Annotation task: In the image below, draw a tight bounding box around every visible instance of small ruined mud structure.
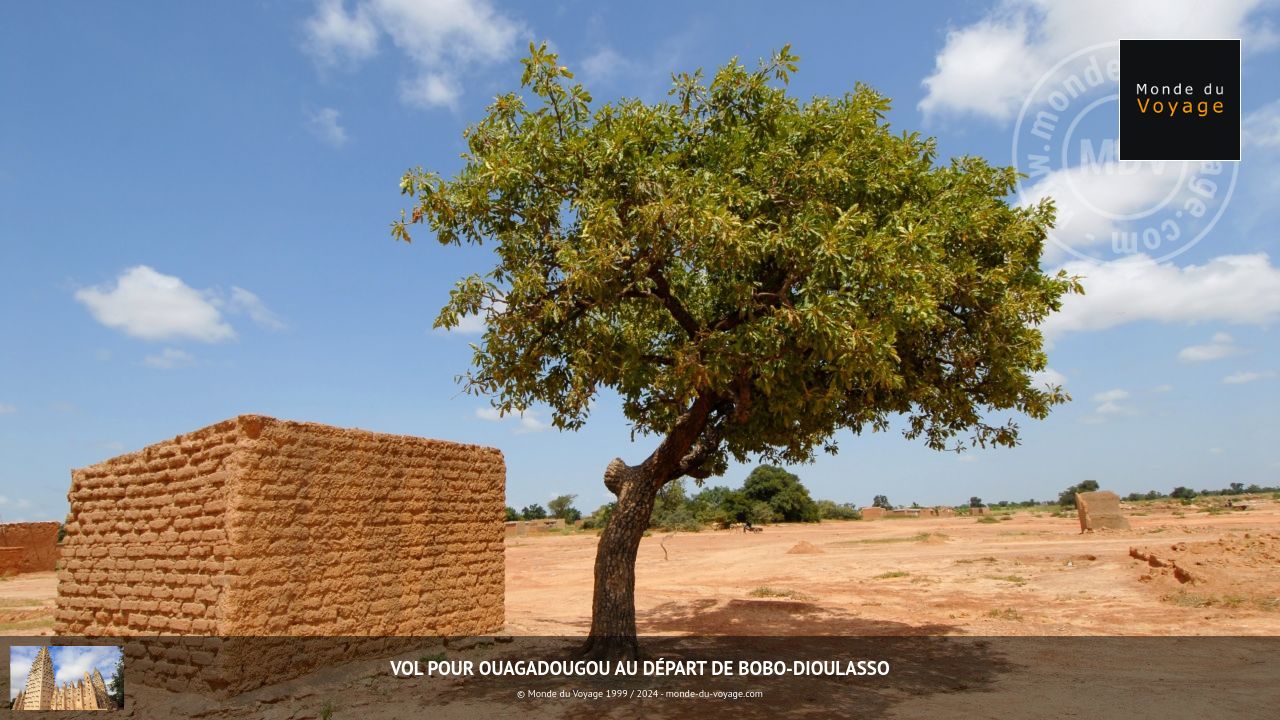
[0,521,60,574]
[11,646,117,711]
[55,415,505,694]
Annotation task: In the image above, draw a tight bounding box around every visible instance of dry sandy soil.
[506,500,1280,637]
[5,500,1278,718]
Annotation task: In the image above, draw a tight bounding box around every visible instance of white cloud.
[580,47,629,83]
[474,405,550,433]
[306,107,348,147]
[302,0,524,110]
[75,266,284,342]
[400,72,462,110]
[1222,370,1276,384]
[920,0,1274,121]
[1017,162,1188,261]
[1244,99,1280,149]
[1030,367,1067,390]
[0,403,15,415]
[1041,254,1280,342]
[74,266,235,342]
[229,287,287,330]
[1092,388,1131,415]
[303,0,379,66]
[143,348,195,370]
[50,646,122,688]
[1177,332,1241,362]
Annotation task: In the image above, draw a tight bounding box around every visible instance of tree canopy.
[396,43,1077,483]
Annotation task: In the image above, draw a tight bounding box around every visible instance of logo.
[1012,42,1238,263]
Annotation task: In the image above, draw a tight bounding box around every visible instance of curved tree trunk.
[580,462,660,660]
[579,397,718,660]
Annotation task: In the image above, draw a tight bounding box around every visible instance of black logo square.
[1120,39,1240,161]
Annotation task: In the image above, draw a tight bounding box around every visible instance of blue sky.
[9,645,122,701]
[1,1,1278,521]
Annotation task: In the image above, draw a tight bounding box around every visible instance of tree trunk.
[580,461,661,660]
[579,397,717,660]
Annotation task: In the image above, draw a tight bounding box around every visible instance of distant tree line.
[508,476,1280,531]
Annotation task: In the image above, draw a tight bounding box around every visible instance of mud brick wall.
[0,546,23,575]
[56,415,505,695]
[0,521,60,572]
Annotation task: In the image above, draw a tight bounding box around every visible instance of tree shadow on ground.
[427,602,1010,719]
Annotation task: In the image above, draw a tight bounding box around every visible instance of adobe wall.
[0,547,23,575]
[0,521,60,572]
[56,415,505,695]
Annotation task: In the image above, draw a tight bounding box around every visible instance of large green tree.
[395,44,1075,659]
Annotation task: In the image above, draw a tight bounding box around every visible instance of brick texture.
[54,415,505,695]
[0,547,23,575]
[0,521,60,573]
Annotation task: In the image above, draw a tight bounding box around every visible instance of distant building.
[11,646,117,711]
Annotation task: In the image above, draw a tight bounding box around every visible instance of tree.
[1058,479,1100,506]
[395,44,1075,659]
[505,506,520,521]
[969,496,984,508]
[1170,486,1197,500]
[872,495,892,510]
[108,654,124,708]
[548,494,580,521]
[520,503,548,520]
[741,465,820,522]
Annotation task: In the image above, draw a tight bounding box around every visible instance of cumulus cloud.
[51,646,122,687]
[1222,370,1276,384]
[75,266,235,342]
[74,266,283,342]
[474,406,550,433]
[1029,367,1067,391]
[229,287,287,330]
[1092,388,1131,415]
[303,0,379,66]
[302,0,524,109]
[1041,254,1280,342]
[1016,161,1189,261]
[143,348,195,370]
[306,107,348,147]
[1244,99,1280,150]
[920,0,1274,122]
[1178,332,1241,363]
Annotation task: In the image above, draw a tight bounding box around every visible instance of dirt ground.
[506,499,1280,636]
[5,500,1279,717]
[4,499,1278,637]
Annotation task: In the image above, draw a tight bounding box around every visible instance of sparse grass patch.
[320,701,334,720]
[986,607,1022,621]
[953,556,998,564]
[976,516,1000,524]
[833,532,946,546]
[909,575,939,585]
[999,515,1013,521]
[0,617,55,632]
[1164,591,1215,608]
[874,571,910,579]
[748,587,813,600]
[987,574,1028,586]
[1258,597,1279,612]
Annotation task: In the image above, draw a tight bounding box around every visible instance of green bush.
[816,500,861,520]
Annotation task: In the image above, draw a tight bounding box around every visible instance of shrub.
[816,500,861,520]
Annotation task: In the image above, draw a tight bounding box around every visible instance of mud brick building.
[54,415,505,695]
